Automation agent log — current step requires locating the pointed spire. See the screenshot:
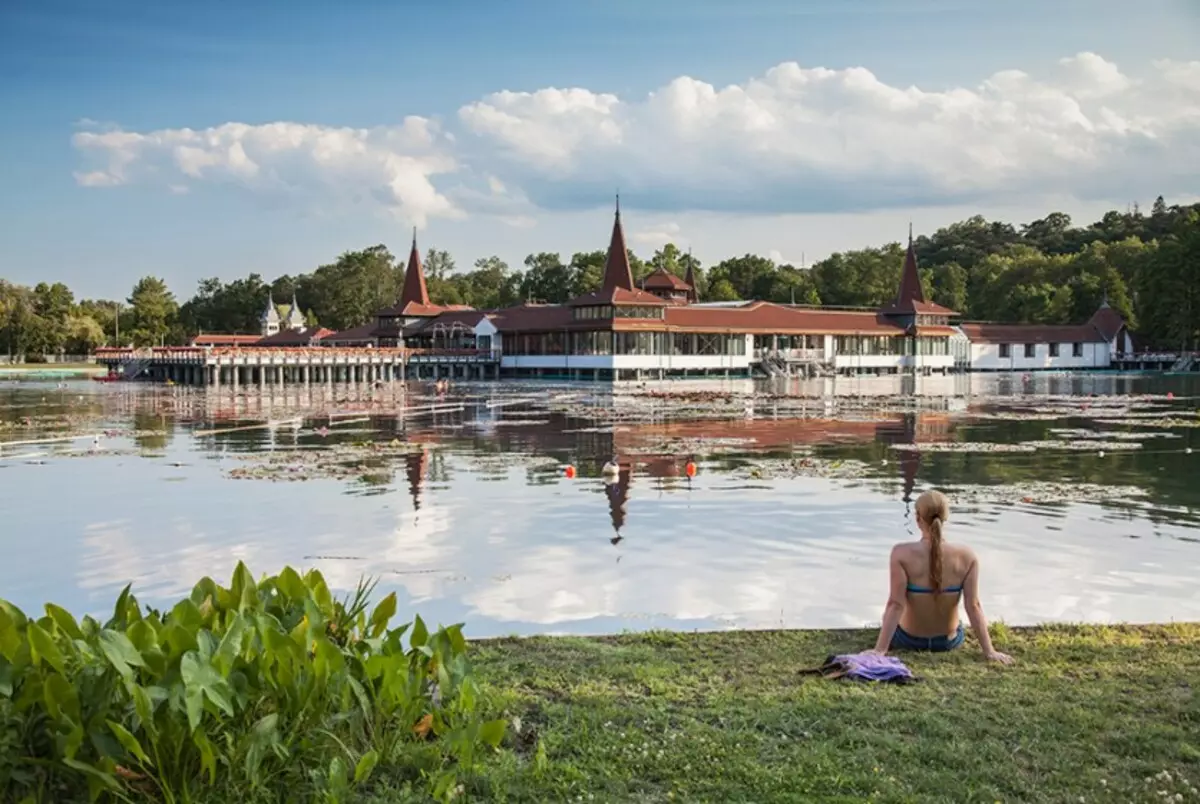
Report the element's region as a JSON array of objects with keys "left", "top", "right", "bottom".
[
  {"left": 602, "top": 196, "right": 634, "bottom": 292},
  {"left": 895, "top": 226, "right": 925, "bottom": 306},
  {"left": 400, "top": 228, "right": 430, "bottom": 308},
  {"left": 683, "top": 247, "right": 697, "bottom": 303},
  {"left": 261, "top": 290, "right": 280, "bottom": 323}
]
